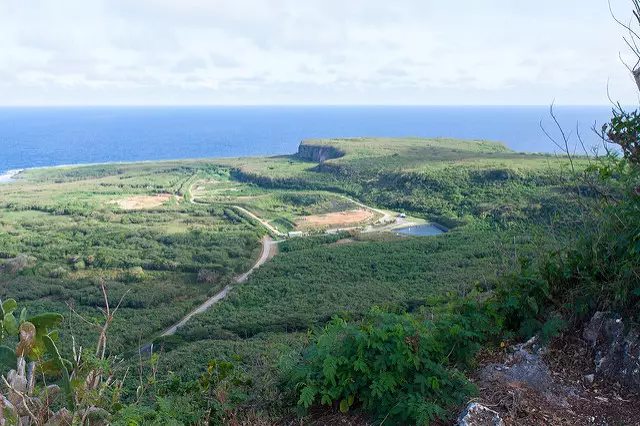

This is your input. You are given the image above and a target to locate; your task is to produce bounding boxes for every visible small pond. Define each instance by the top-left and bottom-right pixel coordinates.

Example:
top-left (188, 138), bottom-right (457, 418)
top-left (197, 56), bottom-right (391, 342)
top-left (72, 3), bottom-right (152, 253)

top-left (396, 224), bottom-right (446, 237)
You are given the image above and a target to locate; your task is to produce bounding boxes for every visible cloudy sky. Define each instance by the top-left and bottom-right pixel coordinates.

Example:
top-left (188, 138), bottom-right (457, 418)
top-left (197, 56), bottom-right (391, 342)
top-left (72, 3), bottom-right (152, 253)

top-left (0, 0), bottom-right (637, 106)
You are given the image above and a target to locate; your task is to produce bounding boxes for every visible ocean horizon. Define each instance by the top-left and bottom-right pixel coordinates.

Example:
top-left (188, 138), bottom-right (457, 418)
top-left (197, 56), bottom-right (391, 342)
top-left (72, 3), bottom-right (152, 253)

top-left (0, 105), bottom-right (615, 175)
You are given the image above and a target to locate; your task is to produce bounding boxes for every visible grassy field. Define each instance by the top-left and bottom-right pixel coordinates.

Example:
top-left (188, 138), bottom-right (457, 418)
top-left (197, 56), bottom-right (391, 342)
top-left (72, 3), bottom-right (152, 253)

top-left (0, 162), bottom-right (262, 354)
top-left (0, 137), bottom-right (582, 416)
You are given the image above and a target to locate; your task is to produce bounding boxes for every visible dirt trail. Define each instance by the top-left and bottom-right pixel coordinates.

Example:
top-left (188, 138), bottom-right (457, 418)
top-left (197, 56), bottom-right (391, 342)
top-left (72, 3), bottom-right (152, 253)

top-left (159, 235), bottom-right (275, 337)
top-left (232, 205), bottom-right (285, 237)
top-left (191, 182), bottom-right (284, 236)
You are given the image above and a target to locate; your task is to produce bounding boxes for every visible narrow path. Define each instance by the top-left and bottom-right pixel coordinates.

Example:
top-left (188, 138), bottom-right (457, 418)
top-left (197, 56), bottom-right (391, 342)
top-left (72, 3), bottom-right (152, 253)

top-left (190, 180), bottom-right (285, 237)
top-left (233, 205), bottom-right (285, 237)
top-left (159, 235), bottom-right (275, 338)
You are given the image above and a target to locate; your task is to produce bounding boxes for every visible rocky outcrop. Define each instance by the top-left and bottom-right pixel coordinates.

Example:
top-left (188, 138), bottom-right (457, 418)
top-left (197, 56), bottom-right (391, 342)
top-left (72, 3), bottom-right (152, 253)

top-left (480, 347), bottom-right (552, 393)
top-left (477, 337), bottom-right (578, 410)
top-left (457, 403), bottom-right (504, 426)
top-left (297, 143), bottom-right (345, 163)
top-left (583, 311), bottom-right (640, 392)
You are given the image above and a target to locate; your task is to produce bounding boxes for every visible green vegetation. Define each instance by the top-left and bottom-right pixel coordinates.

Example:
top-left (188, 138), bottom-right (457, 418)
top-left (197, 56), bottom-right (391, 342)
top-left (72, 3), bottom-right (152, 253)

top-left (291, 308), bottom-right (481, 424)
top-left (0, 133), bottom-right (617, 425)
top-left (223, 137), bottom-right (582, 228)
top-left (4, 2), bottom-right (640, 421)
top-left (0, 163), bottom-right (261, 355)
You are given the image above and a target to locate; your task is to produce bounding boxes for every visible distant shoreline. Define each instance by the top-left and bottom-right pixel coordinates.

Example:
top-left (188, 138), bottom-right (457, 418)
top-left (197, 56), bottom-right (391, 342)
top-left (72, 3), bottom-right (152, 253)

top-left (0, 169), bottom-right (24, 183)
top-left (0, 156), bottom-right (263, 181)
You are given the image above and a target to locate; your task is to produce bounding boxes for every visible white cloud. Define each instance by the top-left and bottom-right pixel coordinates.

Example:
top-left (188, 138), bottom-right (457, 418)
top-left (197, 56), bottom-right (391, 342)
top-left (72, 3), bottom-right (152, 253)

top-left (0, 0), bottom-right (636, 105)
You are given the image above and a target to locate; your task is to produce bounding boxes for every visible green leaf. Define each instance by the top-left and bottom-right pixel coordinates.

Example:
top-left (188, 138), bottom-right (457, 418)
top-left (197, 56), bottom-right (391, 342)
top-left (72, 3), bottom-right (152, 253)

top-left (340, 398), bottom-right (350, 413)
top-left (48, 330), bottom-right (59, 341)
top-left (36, 359), bottom-right (74, 375)
top-left (2, 299), bottom-right (17, 316)
top-left (298, 386), bottom-right (317, 408)
top-left (19, 308), bottom-right (27, 324)
top-left (320, 393), bottom-right (332, 405)
top-left (0, 345), bottom-right (17, 370)
top-left (42, 335), bottom-right (74, 410)
top-left (28, 313), bottom-right (64, 332)
top-left (4, 313), bottom-right (18, 335)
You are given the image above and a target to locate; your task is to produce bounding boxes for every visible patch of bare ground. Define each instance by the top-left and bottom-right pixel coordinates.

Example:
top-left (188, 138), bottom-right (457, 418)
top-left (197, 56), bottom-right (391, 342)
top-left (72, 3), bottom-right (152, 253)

top-left (110, 194), bottom-right (172, 210)
top-left (295, 209), bottom-right (373, 230)
top-left (267, 241), bottom-right (279, 261)
top-left (329, 238), bottom-right (355, 246)
top-left (470, 333), bottom-right (640, 425)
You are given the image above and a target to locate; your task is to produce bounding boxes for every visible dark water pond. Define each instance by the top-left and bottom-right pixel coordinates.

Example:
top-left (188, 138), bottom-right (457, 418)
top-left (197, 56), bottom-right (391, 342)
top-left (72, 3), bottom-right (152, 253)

top-left (396, 224), bottom-right (446, 236)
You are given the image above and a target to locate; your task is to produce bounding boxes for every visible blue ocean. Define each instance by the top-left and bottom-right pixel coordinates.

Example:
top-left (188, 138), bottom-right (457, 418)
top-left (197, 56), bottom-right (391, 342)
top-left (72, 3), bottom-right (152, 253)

top-left (0, 106), bottom-right (614, 174)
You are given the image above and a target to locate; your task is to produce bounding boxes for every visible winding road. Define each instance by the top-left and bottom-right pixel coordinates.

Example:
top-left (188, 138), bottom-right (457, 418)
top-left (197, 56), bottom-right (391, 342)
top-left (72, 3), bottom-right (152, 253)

top-left (158, 235), bottom-right (275, 338)
top-left (141, 182), bottom-right (410, 353)
top-left (233, 205), bottom-right (286, 237)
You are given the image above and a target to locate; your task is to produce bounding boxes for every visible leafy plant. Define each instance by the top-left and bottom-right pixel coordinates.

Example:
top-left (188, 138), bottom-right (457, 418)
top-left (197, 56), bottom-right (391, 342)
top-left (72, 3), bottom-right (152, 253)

top-left (292, 308), bottom-right (477, 425)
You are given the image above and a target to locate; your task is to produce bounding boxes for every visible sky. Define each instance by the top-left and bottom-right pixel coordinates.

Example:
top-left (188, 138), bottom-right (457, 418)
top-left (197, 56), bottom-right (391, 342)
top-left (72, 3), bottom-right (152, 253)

top-left (0, 0), bottom-right (638, 106)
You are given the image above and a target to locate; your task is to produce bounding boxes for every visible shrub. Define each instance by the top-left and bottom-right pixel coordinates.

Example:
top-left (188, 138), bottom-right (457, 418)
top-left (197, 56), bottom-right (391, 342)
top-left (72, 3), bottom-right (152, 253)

top-left (122, 266), bottom-right (147, 283)
top-left (0, 254), bottom-right (37, 274)
top-left (49, 267), bottom-right (68, 279)
top-left (292, 308), bottom-right (477, 425)
top-left (197, 268), bottom-right (218, 284)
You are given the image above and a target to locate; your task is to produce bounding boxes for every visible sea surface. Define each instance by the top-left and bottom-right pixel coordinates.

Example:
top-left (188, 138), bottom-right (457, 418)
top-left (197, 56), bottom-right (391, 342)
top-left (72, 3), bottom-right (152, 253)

top-left (0, 106), bottom-right (614, 175)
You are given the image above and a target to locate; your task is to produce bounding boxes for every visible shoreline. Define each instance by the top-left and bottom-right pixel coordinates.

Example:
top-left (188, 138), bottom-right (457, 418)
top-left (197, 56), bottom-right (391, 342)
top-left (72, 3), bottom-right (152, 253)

top-left (0, 169), bottom-right (24, 183)
top-left (0, 137), bottom-right (555, 183)
top-left (0, 153), bottom-right (282, 181)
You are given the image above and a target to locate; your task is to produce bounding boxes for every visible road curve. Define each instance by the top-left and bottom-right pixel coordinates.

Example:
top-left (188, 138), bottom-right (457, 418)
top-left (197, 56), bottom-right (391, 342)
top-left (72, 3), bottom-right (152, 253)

top-left (233, 206), bottom-right (285, 237)
top-left (160, 235), bottom-right (274, 337)
top-left (190, 182), bottom-right (285, 237)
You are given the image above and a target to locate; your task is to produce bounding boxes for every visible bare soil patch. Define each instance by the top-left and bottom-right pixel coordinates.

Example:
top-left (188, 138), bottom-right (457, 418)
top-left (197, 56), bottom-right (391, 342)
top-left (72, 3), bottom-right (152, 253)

top-left (295, 209), bottom-right (373, 230)
top-left (329, 238), bottom-right (355, 246)
top-left (111, 194), bottom-right (172, 210)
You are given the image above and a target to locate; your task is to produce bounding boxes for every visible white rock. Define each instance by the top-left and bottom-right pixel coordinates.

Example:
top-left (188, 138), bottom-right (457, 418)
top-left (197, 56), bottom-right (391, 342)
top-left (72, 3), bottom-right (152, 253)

top-left (457, 402), bottom-right (504, 426)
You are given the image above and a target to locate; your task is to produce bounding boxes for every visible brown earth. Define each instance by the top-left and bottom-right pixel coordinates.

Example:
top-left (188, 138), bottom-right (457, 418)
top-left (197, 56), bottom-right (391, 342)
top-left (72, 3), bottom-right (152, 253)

top-left (470, 334), bottom-right (640, 425)
top-left (111, 194), bottom-right (172, 210)
top-left (295, 209), bottom-right (373, 229)
top-left (329, 238), bottom-right (355, 246)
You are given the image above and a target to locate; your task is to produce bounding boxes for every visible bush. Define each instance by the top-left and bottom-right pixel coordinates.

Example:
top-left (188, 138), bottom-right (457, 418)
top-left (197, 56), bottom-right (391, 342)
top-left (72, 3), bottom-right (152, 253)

top-left (0, 254), bottom-right (37, 274)
top-left (49, 267), bottom-right (68, 279)
top-left (121, 266), bottom-right (147, 283)
top-left (197, 268), bottom-right (218, 284)
top-left (292, 308), bottom-right (478, 425)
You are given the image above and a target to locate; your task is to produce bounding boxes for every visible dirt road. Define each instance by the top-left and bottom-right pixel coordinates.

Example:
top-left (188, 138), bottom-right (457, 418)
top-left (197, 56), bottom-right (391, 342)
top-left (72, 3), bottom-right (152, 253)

top-left (159, 235), bottom-right (275, 337)
top-left (232, 205), bottom-right (285, 237)
top-left (190, 182), bottom-right (285, 237)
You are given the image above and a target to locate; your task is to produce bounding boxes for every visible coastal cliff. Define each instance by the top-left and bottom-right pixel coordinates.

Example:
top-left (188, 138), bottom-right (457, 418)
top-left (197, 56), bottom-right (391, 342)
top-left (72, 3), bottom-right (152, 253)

top-left (297, 142), bottom-right (345, 163)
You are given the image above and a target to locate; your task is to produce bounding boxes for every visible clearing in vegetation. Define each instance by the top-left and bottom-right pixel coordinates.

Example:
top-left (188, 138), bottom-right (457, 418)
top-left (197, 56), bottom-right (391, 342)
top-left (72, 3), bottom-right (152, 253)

top-left (110, 193), bottom-right (173, 210)
top-left (295, 208), bottom-right (374, 229)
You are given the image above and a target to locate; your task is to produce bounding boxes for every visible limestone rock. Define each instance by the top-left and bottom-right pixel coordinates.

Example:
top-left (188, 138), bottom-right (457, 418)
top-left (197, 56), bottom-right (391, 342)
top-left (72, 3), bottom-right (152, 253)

top-left (583, 311), bottom-right (640, 392)
top-left (479, 348), bottom-right (552, 394)
top-left (457, 403), bottom-right (504, 426)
